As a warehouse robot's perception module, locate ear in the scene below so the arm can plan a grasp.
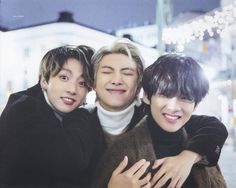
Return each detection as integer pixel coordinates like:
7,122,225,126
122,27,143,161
40,76,48,90
143,93,150,105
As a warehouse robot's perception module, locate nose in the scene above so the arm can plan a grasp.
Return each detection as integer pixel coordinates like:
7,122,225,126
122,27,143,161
165,97,181,111
111,72,122,86
67,81,77,95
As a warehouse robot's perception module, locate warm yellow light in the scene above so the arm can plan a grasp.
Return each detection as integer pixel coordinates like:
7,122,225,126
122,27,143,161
163,1,236,45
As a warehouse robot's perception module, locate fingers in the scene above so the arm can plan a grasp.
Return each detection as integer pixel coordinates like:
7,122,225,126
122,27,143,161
151,164,166,186
112,156,128,176
167,176,179,188
110,158,152,188
134,161,150,179
152,158,164,169
168,175,186,188
175,177,185,188
125,159,147,175
139,172,152,187
153,172,171,188
142,182,152,188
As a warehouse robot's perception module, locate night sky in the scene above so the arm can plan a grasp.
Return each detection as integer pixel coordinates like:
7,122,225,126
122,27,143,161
0,0,220,32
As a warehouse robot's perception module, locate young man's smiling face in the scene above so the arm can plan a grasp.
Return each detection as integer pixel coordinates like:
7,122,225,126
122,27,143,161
147,94,196,132
94,53,138,112
40,58,88,113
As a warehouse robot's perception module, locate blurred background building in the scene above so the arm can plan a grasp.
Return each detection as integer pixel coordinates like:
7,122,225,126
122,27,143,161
0,0,236,187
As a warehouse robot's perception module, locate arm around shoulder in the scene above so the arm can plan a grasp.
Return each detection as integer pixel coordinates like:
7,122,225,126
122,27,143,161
184,115,228,166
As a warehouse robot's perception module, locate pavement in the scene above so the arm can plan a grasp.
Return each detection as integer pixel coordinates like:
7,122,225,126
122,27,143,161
218,136,236,188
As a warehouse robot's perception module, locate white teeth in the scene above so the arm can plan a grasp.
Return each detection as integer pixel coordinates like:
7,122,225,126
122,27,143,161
164,114,179,120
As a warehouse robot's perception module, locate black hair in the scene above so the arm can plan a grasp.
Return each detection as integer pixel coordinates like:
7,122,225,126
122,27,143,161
142,54,209,106
39,45,95,90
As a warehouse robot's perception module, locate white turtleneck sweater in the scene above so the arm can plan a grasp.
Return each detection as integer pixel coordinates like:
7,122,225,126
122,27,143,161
96,100,139,135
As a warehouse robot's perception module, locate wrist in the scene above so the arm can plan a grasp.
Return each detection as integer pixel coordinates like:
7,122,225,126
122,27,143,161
180,150,202,164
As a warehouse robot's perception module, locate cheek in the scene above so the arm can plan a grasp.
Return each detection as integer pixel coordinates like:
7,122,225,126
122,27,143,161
80,87,88,95
93,78,100,91
183,107,195,121
75,90,87,103
94,76,105,88
186,105,195,114
151,104,160,114
93,83,100,93
128,79,138,91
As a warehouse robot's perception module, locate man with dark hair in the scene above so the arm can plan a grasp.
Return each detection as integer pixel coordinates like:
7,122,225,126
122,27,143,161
0,45,105,188
92,54,227,188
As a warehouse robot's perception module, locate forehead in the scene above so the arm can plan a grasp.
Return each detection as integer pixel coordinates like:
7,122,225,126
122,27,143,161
99,53,137,70
62,58,81,67
152,94,195,107
60,58,83,74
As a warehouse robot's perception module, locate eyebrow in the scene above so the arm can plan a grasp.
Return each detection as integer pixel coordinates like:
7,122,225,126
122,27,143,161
100,65,113,70
60,68,72,74
121,67,136,72
100,66,136,72
60,68,85,78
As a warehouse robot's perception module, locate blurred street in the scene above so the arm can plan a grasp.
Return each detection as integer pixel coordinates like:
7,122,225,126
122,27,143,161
219,134,236,188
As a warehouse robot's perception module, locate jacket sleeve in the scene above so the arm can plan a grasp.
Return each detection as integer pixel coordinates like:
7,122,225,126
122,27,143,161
184,115,228,166
0,95,42,184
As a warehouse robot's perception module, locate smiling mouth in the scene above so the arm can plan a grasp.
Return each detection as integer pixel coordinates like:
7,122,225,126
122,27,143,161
107,89,126,94
163,113,181,121
61,97,76,105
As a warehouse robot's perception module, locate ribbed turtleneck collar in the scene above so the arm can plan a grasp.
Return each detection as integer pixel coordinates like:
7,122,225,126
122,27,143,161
96,100,137,135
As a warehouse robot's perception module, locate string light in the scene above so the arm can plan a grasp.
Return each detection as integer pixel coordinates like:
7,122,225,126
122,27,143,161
163,1,236,45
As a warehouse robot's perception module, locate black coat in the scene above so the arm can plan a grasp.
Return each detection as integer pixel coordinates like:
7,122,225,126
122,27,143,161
0,84,106,188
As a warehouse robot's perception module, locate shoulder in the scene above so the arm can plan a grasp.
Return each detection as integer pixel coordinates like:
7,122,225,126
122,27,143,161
186,114,225,129
189,114,221,122
80,104,98,121
1,94,39,119
64,108,104,135
81,103,96,113
2,84,44,114
0,88,50,129
125,116,149,140
108,116,149,152
185,114,228,138
64,108,92,125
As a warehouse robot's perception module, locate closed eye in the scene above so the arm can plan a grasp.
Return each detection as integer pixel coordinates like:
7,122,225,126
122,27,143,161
100,66,113,74
121,68,135,76
101,71,112,74
122,71,134,76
